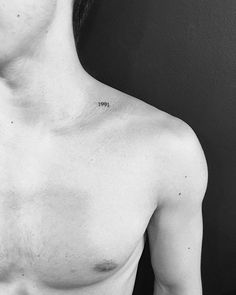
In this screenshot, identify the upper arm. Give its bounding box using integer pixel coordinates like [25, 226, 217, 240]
[147, 121, 208, 294]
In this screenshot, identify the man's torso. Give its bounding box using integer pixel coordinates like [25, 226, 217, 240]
[0, 85, 165, 294]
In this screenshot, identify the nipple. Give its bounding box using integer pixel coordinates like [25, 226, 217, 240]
[93, 260, 118, 272]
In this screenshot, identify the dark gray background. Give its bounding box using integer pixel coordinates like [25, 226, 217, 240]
[78, 1, 236, 294]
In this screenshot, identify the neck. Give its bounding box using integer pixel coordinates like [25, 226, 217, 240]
[0, 2, 97, 131]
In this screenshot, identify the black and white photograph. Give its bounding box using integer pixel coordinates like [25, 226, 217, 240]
[0, 1, 235, 295]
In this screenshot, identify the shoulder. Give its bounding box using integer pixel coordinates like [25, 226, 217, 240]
[109, 87, 204, 156]
[106, 87, 208, 205]
[155, 116, 208, 206]
[131, 98, 208, 207]
[103, 85, 207, 161]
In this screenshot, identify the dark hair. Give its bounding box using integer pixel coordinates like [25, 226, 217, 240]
[73, 0, 94, 43]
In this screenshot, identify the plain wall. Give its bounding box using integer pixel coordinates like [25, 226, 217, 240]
[78, 1, 236, 294]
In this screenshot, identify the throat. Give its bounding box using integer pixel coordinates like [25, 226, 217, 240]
[0, 65, 98, 130]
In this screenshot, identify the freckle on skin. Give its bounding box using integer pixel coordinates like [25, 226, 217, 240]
[178, 193, 182, 196]
[17, 14, 20, 18]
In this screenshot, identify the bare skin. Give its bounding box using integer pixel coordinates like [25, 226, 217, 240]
[0, 0, 208, 294]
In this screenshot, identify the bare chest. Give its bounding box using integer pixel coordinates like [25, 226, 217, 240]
[0, 133, 156, 288]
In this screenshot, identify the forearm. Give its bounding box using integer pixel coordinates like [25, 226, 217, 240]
[153, 280, 203, 295]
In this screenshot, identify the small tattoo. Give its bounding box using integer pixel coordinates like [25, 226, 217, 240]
[98, 102, 110, 108]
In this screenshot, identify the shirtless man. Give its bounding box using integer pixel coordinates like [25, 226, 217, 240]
[0, 0, 208, 294]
